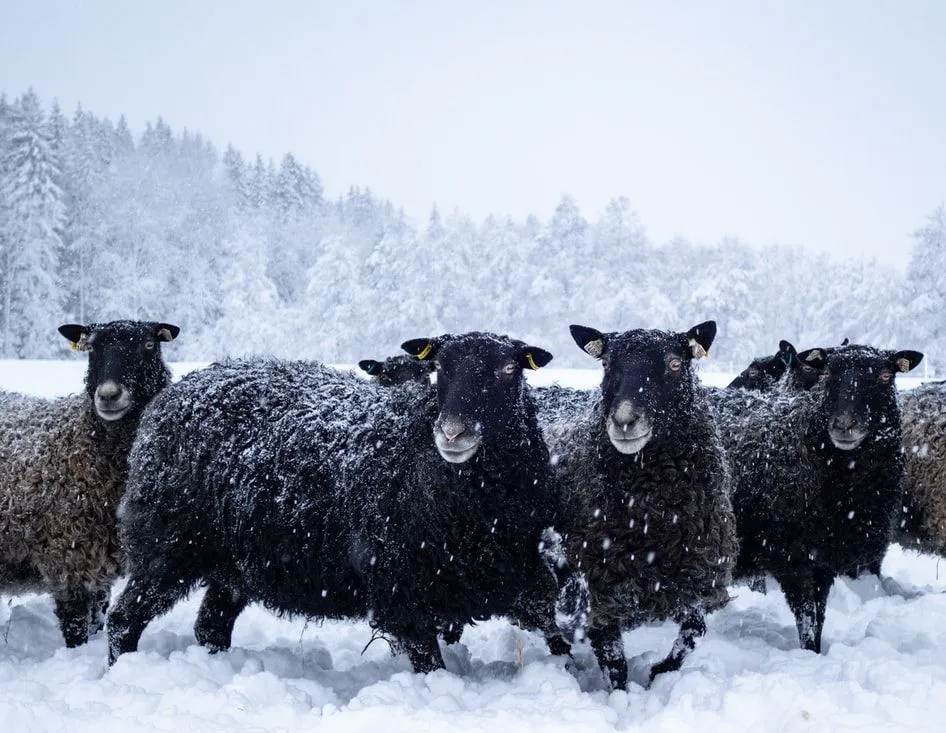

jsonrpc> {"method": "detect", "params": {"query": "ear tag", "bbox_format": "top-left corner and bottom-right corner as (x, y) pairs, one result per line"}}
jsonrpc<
(70, 341), (79, 351)
(688, 338), (707, 359)
(526, 352), (540, 370)
(897, 357), (910, 373)
(157, 327), (173, 342)
(805, 350), (823, 363)
(416, 343), (433, 360)
(584, 339), (605, 358)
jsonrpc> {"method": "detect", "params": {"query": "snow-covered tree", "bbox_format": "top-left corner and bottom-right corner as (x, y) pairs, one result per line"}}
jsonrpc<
(0, 90), (65, 356)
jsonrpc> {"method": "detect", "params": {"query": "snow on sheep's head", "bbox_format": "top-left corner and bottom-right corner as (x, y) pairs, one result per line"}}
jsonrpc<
(570, 321), (716, 455)
(59, 320), (180, 423)
(401, 332), (552, 464)
(820, 343), (923, 451)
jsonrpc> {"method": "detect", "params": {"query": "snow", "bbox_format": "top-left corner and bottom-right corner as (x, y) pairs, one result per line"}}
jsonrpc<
(1, 360), (944, 732)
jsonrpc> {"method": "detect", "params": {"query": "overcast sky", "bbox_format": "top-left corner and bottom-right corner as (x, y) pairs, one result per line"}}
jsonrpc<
(2, 0), (943, 269)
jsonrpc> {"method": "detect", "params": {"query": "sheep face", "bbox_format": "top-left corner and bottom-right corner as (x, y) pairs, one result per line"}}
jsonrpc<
(58, 320), (180, 422)
(821, 345), (923, 451)
(358, 355), (433, 387)
(728, 340), (795, 391)
(570, 321), (716, 455)
(402, 332), (552, 464)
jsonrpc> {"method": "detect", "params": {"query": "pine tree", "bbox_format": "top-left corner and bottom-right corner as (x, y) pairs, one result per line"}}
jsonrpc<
(905, 204), (946, 369)
(0, 90), (65, 356)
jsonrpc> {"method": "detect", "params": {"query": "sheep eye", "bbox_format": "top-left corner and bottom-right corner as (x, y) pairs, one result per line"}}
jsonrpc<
(144, 340), (156, 350)
(668, 358), (682, 372)
(500, 362), (517, 376)
(433, 361), (443, 371)
(879, 370), (892, 383)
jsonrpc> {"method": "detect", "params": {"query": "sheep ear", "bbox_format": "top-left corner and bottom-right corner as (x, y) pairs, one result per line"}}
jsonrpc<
(359, 359), (383, 376)
(570, 325), (606, 359)
(155, 323), (180, 342)
(797, 348), (826, 370)
(58, 324), (90, 351)
(402, 338), (439, 360)
(778, 340), (797, 366)
(686, 321), (716, 359)
(517, 346), (553, 370)
(891, 350), (923, 373)
(840, 337), (850, 346)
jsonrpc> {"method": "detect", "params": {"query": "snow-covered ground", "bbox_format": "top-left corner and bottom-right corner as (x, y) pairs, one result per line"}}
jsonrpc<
(0, 360), (944, 733)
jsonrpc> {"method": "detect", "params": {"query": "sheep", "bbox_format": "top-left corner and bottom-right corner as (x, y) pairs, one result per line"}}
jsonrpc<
(0, 320), (179, 647)
(709, 344), (923, 652)
(108, 332), (568, 670)
(886, 381), (946, 559)
(541, 321), (737, 690)
(357, 354), (434, 386)
(727, 340), (795, 391)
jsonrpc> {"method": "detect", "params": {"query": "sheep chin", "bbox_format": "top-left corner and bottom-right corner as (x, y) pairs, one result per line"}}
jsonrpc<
(606, 419), (652, 455)
(607, 431), (652, 455)
(435, 435), (482, 464)
(94, 404), (132, 422)
(828, 433), (867, 451)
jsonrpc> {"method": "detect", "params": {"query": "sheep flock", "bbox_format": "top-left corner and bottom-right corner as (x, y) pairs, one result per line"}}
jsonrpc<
(3, 317), (944, 696)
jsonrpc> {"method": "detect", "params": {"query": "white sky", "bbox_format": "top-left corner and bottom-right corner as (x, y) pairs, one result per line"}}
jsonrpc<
(2, 0), (944, 269)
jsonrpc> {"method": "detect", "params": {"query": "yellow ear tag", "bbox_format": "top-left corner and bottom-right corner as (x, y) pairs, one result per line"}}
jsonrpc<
(584, 339), (605, 358)
(526, 352), (540, 370)
(70, 341), (79, 351)
(416, 343), (433, 360)
(689, 338), (708, 359)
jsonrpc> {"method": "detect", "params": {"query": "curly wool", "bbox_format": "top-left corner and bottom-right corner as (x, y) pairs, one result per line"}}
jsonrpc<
(114, 357), (557, 662)
(710, 381), (903, 583)
(544, 389), (736, 631)
(0, 393), (136, 595)
(898, 381), (946, 556)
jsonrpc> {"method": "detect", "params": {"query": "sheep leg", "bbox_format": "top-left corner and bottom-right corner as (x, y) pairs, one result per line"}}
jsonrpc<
(88, 586), (111, 636)
(779, 568), (834, 653)
(588, 623), (627, 690)
(441, 624), (463, 645)
(53, 587), (96, 647)
(399, 633), (445, 673)
(107, 574), (192, 664)
(649, 609), (706, 682)
(194, 581), (246, 652)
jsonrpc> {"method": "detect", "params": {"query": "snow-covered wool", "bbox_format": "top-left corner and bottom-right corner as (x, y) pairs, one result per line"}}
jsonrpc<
(896, 381), (946, 558)
(357, 354), (434, 386)
(108, 332), (566, 671)
(0, 320), (179, 647)
(710, 344), (923, 652)
(542, 321), (737, 689)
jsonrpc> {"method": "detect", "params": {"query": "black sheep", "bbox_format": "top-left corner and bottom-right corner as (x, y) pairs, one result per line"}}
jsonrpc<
(727, 340), (795, 391)
(108, 332), (565, 671)
(357, 354), (434, 386)
(544, 321), (737, 689)
(711, 344), (923, 652)
(0, 320), (178, 647)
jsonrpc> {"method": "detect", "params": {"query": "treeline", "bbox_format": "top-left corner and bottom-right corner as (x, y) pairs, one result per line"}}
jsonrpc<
(0, 88), (943, 369)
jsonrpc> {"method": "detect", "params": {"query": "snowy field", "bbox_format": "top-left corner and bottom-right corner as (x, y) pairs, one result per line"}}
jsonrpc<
(1, 360), (944, 733)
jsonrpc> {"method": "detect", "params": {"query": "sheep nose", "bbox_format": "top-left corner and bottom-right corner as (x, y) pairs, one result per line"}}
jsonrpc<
(611, 401), (642, 428)
(96, 382), (123, 402)
(440, 418), (466, 442)
(831, 414), (857, 432)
